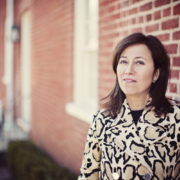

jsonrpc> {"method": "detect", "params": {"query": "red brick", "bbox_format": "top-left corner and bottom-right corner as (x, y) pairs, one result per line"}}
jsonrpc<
(171, 70), (179, 79)
(163, 7), (171, 17)
(100, 23), (117, 31)
(108, 6), (114, 13)
(132, 27), (143, 33)
(0, 0), (6, 100)
(110, 13), (120, 20)
(122, 20), (128, 27)
(170, 83), (177, 93)
(145, 24), (159, 33)
(139, 16), (144, 23)
(156, 34), (170, 41)
(116, 3), (121, 10)
(146, 14), (152, 22)
(105, 32), (120, 39)
(132, 18), (136, 24)
(121, 0), (129, 8)
(129, 7), (137, 15)
(154, 11), (161, 20)
(100, 13), (120, 23)
(125, 11), (129, 17)
(162, 18), (179, 30)
(155, 0), (171, 7)
(140, 2), (152, 11)
(173, 3), (180, 15)
(123, 30), (128, 36)
(165, 44), (178, 54)
(173, 31), (180, 40)
(120, 11), (126, 18)
(119, 21), (123, 27)
(132, 0), (142, 3)
(100, 0), (110, 6)
(99, 42), (113, 49)
(173, 57), (180, 66)
(100, 9), (105, 16)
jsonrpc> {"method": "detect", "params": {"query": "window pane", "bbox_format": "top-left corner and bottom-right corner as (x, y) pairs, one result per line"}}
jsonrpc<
(85, 0), (98, 49)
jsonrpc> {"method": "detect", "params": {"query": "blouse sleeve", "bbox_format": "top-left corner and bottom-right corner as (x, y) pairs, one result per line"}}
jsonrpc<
(78, 111), (101, 180)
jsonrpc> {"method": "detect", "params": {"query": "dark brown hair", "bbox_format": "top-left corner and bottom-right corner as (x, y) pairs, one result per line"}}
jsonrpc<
(102, 32), (171, 118)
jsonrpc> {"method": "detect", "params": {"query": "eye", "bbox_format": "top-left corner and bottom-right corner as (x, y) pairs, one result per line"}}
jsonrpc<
(136, 60), (144, 65)
(119, 60), (127, 64)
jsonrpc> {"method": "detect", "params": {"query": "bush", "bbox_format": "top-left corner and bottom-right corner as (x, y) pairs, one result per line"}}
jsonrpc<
(6, 140), (78, 180)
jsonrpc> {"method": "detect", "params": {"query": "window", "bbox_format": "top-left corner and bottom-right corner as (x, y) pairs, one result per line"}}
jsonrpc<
(17, 11), (31, 132)
(66, 0), (99, 123)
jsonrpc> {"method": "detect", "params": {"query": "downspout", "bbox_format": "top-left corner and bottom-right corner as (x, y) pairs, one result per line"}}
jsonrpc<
(4, 0), (14, 130)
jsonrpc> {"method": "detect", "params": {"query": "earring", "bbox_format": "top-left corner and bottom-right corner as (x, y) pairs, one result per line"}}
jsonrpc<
(153, 79), (156, 83)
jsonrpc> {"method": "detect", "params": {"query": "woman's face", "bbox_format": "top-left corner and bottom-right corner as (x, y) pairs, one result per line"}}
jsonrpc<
(117, 44), (158, 99)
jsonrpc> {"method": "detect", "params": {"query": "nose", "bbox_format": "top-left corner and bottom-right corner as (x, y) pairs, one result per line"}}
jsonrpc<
(125, 63), (135, 74)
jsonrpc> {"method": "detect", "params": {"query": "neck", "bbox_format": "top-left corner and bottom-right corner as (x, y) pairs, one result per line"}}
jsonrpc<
(126, 94), (150, 110)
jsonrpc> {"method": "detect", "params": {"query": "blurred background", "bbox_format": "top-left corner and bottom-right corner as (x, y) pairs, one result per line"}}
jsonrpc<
(0, 0), (180, 176)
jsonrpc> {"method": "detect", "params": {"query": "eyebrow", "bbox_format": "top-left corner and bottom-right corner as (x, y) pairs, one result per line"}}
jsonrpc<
(119, 56), (146, 60)
(119, 56), (127, 58)
(135, 56), (146, 60)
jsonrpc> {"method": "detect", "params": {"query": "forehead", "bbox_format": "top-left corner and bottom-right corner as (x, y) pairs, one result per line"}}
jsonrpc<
(121, 44), (152, 58)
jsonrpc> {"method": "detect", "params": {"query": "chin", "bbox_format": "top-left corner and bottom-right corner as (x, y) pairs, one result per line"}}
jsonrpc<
(121, 88), (137, 96)
(124, 93), (138, 97)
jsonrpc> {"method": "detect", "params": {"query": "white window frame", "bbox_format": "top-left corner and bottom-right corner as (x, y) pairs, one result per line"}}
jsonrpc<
(17, 11), (31, 133)
(66, 0), (99, 123)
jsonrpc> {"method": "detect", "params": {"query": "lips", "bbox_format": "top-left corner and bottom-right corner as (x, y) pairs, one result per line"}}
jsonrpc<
(124, 78), (136, 82)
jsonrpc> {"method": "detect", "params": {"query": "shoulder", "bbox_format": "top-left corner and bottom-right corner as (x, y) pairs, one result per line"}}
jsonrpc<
(91, 109), (113, 139)
(92, 109), (112, 126)
(172, 103), (180, 117)
(93, 109), (110, 119)
(169, 101), (180, 113)
(167, 102), (180, 123)
(169, 99), (180, 106)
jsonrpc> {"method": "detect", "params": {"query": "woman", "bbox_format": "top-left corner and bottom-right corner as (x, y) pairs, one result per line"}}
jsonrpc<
(78, 33), (180, 180)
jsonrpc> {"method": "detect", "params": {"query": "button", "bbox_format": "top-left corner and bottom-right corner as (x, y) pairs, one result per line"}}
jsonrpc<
(144, 172), (152, 180)
(112, 172), (119, 180)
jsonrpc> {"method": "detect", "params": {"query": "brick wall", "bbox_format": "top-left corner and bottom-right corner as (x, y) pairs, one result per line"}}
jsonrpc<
(99, 0), (180, 101)
(0, 0), (6, 100)
(29, 0), (89, 173)
(12, 0), (90, 174)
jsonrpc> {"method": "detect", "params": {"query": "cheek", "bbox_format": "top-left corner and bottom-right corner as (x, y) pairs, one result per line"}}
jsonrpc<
(139, 71), (154, 85)
(117, 66), (124, 78)
(117, 70), (124, 85)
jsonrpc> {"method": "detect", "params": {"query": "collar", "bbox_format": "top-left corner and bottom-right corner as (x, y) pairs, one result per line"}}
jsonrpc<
(106, 98), (169, 174)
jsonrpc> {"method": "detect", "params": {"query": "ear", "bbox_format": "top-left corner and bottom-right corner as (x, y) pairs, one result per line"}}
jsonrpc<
(153, 69), (160, 82)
